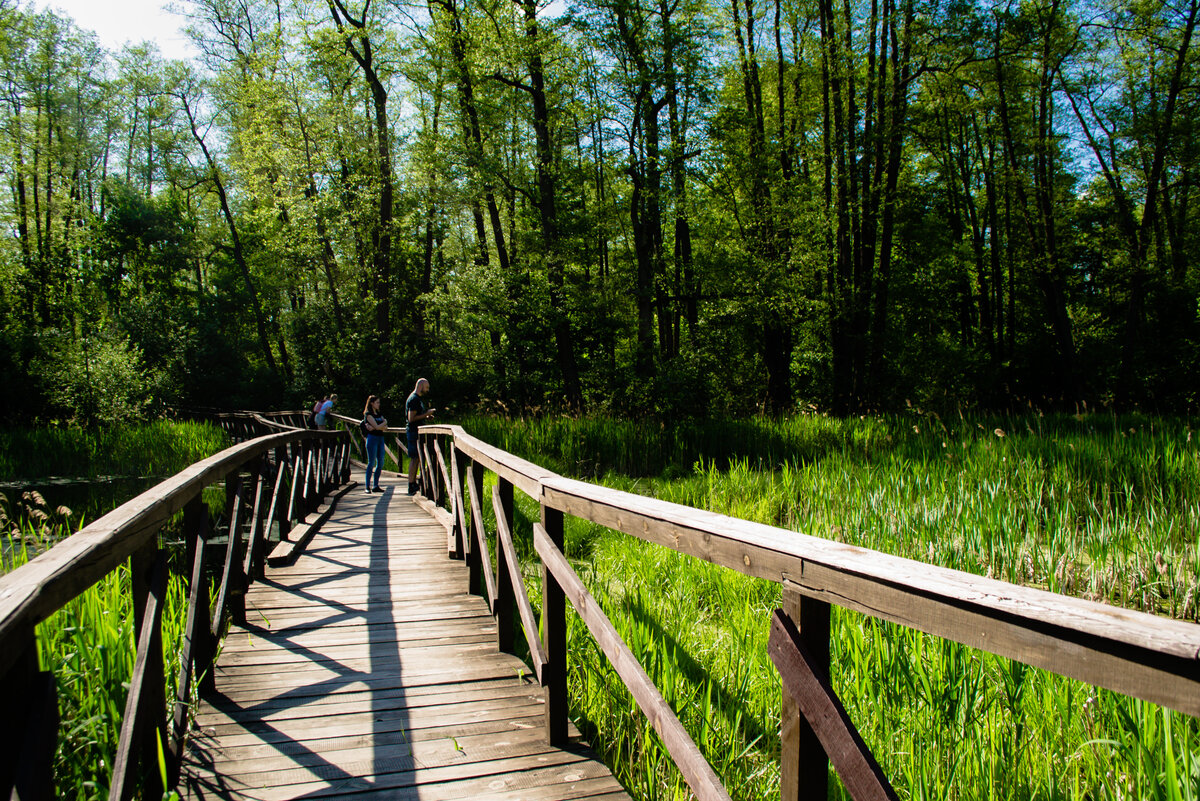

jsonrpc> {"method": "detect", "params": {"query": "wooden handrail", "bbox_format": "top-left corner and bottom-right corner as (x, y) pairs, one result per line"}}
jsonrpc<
(417, 422), (1200, 801)
(424, 424), (1200, 716)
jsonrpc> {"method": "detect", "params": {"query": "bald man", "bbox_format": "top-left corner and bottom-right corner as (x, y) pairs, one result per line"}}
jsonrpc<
(405, 378), (436, 495)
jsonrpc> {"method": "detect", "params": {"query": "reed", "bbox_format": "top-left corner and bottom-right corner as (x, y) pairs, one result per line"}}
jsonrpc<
(473, 411), (1200, 800)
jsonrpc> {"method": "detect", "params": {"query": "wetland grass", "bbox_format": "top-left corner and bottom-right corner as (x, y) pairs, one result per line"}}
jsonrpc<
(1, 420), (228, 799)
(468, 412), (1200, 800)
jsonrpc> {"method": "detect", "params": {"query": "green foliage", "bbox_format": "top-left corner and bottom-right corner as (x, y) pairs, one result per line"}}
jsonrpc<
(33, 329), (153, 427)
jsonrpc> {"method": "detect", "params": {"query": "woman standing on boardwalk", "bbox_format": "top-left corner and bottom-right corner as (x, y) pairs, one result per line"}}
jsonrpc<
(363, 395), (387, 493)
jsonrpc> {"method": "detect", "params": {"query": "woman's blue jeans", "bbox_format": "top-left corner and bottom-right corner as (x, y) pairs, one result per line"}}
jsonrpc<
(366, 434), (385, 489)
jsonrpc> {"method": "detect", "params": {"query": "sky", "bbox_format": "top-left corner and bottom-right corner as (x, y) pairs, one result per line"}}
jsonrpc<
(30, 0), (197, 60)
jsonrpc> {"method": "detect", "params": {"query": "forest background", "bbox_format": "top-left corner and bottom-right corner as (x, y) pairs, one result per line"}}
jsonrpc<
(0, 0), (1197, 425)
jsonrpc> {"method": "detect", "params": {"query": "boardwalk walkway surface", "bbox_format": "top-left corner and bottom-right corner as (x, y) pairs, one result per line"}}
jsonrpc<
(181, 473), (631, 800)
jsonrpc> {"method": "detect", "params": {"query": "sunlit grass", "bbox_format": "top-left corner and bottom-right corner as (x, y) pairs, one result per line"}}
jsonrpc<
(0, 419), (229, 482)
(467, 411), (1200, 800)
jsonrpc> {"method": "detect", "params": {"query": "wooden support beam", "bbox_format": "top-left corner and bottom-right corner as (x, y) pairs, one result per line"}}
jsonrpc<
(769, 608), (898, 801)
(495, 482), (546, 680)
(109, 548), (168, 801)
(780, 588), (830, 801)
(534, 523), (732, 801)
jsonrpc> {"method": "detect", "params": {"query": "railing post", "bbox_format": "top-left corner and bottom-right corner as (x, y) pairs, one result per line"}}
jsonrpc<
(541, 503), (568, 745)
(243, 458), (270, 581)
(461, 449), (479, 590)
(112, 543), (168, 801)
(182, 499), (217, 701)
(0, 627), (57, 800)
(286, 449), (304, 533)
(214, 473), (247, 630)
(494, 476), (515, 654)
(780, 587), (830, 801)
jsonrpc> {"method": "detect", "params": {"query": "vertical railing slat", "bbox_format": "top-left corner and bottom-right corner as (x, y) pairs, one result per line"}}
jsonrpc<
(780, 587), (831, 801)
(541, 504), (568, 745)
(109, 547), (168, 801)
(494, 477), (515, 654)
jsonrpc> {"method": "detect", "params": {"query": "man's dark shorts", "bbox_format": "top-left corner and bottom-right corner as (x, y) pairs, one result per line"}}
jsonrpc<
(407, 428), (420, 462)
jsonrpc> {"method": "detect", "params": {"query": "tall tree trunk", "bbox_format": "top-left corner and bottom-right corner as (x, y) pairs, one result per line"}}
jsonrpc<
(180, 92), (280, 380)
(521, 0), (584, 410)
(328, 0), (398, 340)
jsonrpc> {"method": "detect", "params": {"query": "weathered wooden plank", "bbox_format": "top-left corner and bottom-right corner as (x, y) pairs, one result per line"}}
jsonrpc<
(780, 587), (829, 801)
(183, 712), (548, 768)
(534, 522), (732, 801)
(493, 477), (516, 653)
(207, 658), (532, 697)
(465, 461), (497, 608)
(769, 608), (897, 801)
(184, 722), (558, 782)
(540, 510), (568, 745)
(190, 748), (609, 801)
(194, 679), (543, 725)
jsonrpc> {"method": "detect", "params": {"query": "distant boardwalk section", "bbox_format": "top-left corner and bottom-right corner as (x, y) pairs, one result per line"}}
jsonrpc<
(181, 474), (628, 800)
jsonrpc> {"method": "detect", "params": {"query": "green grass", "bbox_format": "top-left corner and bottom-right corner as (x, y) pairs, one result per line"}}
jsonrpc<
(0, 422), (229, 799)
(463, 411), (1200, 800)
(3, 517), (200, 800)
(0, 420), (230, 482)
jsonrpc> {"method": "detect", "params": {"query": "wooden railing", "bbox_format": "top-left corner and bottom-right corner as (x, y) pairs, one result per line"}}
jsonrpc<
(327, 411), (410, 470)
(414, 423), (1200, 801)
(0, 417), (353, 800)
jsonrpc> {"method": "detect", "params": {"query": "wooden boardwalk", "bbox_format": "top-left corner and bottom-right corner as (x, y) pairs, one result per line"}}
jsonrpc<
(181, 474), (630, 800)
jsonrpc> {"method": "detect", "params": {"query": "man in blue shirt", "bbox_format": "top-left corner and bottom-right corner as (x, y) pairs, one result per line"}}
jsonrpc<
(406, 378), (436, 495)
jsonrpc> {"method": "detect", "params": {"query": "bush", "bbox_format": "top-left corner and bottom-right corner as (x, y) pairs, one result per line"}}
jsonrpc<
(36, 328), (151, 426)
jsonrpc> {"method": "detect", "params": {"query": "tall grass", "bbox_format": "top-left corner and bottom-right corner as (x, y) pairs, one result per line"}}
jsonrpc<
(0, 422), (228, 798)
(3, 517), (197, 800)
(0, 420), (229, 482)
(469, 412), (1200, 800)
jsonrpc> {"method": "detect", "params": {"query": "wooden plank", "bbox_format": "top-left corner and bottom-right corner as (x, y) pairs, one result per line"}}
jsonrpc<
(780, 587), (829, 801)
(174, 519), (214, 759)
(769, 608), (898, 801)
(493, 477), (516, 653)
(242, 463), (270, 580)
(182, 723), (555, 780)
(540, 510), (568, 745)
(494, 482), (547, 682)
(433, 438), (453, 508)
(534, 522), (732, 801)
(190, 747), (607, 801)
(451, 443), (468, 563)
(212, 479), (245, 635)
